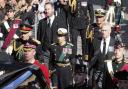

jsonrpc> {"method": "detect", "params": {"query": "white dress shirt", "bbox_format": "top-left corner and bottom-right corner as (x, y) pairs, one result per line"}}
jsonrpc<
(49, 15), (55, 27)
(100, 36), (111, 54)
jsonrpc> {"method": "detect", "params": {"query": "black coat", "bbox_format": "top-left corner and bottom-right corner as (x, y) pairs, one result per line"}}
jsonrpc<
(37, 16), (67, 50)
(93, 37), (115, 60)
(89, 49), (114, 89)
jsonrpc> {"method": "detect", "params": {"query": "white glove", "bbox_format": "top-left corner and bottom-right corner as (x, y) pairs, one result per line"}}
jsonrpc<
(0, 33), (3, 37)
(13, 34), (19, 39)
(114, 0), (121, 5)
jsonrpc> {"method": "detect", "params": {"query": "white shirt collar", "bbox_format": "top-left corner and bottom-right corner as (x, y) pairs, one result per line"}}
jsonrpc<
(49, 15), (55, 26)
(100, 36), (111, 54)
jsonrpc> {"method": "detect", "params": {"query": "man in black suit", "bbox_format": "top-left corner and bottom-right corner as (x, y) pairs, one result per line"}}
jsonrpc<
(93, 22), (115, 58)
(89, 23), (115, 89)
(37, 2), (67, 51)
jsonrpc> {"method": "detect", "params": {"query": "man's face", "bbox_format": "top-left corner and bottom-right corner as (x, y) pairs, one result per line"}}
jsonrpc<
(11, 0), (17, 5)
(21, 33), (30, 41)
(96, 16), (105, 26)
(24, 49), (35, 61)
(101, 26), (111, 39)
(17, 0), (26, 8)
(0, 0), (6, 8)
(45, 4), (54, 17)
(59, 0), (68, 5)
(114, 47), (124, 60)
(57, 36), (66, 44)
(7, 10), (14, 19)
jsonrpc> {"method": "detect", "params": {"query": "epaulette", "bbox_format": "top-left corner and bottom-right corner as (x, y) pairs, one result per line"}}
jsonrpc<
(67, 42), (74, 46)
(10, 39), (16, 44)
(32, 39), (41, 44)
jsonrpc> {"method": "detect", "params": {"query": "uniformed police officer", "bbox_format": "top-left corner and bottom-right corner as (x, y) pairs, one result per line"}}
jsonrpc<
(69, 0), (94, 58)
(49, 28), (74, 89)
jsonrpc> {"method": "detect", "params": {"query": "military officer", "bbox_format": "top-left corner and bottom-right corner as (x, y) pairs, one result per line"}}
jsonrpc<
(105, 41), (128, 88)
(23, 40), (50, 86)
(8, 23), (42, 62)
(49, 28), (74, 89)
(86, 8), (106, 60)
(106, 41), (128, 75)
(69, 0), (94, 58)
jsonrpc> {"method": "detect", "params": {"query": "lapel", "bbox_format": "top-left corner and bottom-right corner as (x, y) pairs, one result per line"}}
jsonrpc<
(93, 37), (102, 52)
(50, 16), (58, 30)
(108, 37), (115, 47)
(41, 18), (47, 27)
(106, 37), (115, 59)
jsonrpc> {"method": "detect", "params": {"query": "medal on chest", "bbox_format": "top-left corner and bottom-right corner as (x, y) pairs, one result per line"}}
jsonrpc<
(63, 47), (72, 54)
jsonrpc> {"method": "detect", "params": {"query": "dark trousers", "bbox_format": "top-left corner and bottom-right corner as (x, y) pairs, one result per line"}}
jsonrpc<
(56, 66), (73, 89)
(70, 28), (87, 55)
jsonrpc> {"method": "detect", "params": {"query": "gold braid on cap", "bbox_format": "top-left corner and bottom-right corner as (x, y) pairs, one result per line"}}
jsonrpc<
(69, 0), (77, 13)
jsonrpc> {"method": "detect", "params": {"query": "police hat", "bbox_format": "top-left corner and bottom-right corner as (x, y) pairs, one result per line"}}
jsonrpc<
(20, 24), (33, 34)
(57, 28), (68, 36)
(23, 39), (40, 51)
(114, 41), (125, 49)
(95, 9), (106, 17)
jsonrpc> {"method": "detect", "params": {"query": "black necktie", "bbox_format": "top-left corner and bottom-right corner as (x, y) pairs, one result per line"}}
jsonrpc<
(47, 18), (50, 27)
(103, 39), (106, 55)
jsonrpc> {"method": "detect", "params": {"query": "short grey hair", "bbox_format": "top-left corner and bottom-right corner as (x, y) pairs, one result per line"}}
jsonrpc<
(101, 22), (112, 32)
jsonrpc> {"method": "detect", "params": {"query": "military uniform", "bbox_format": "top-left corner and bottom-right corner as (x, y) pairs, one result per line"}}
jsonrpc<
(11, 24), (42, 62)
(23, 41), (50, 85)
(85, 9), (106, 60)
(49, 28), (74, 89)
(50, 42), (73, 89)
(112, 59), (125, 71)
(69, 0), (94, 56)
(12, 38), (41, 62)
(86, 23), (102, 60)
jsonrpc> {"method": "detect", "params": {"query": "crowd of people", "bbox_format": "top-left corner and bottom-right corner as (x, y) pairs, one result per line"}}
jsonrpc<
(0, 0), (128, 89)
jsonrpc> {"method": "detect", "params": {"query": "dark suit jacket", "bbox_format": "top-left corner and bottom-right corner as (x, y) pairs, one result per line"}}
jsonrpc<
(37, 16), (67, 50)
(89, 37), (115, 89)
(93, 37), (115, 60)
